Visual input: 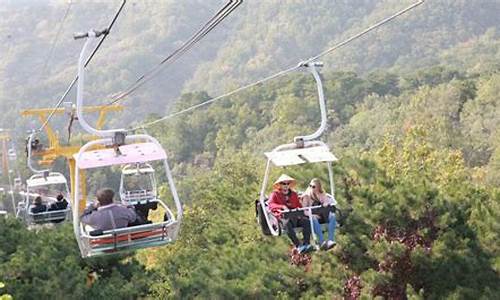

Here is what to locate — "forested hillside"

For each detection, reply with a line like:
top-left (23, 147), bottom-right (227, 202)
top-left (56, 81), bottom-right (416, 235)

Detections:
top-left (1, 1), bottom-right (500, 299)
top-left (1, 0), bottom-right (499, 129)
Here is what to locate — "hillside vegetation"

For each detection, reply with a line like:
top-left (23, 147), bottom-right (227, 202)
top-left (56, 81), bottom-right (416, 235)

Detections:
top-left (1, 0), bottom-right (499, 129)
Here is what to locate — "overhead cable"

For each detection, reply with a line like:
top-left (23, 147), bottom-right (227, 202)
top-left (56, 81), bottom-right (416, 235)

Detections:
top-left (106, 0), bottom-right (243, 106)
top-left (40, 0), bottom-right (73, 78)
top-left (131, 0), bottom-right (424, 131)
top-left (36, 0), bottom-right (127, 133)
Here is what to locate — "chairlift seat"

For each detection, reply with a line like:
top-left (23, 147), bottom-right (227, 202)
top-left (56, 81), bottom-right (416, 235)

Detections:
top-left (121, 191), bottom-right (157, 205)
top-left (81, 220), bottom-right (179, 257)
top-left (28, 208), bottom-right (71, 224)
top-left (256, 199), bottom-right (337, 235)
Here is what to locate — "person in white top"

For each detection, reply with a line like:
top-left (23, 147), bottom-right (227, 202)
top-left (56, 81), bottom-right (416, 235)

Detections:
top-left (301, 178), bottom-right (337, 250)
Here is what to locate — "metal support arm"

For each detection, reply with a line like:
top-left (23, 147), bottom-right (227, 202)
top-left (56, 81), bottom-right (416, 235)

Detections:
top-left (294, 61), bottom-right (327, 144)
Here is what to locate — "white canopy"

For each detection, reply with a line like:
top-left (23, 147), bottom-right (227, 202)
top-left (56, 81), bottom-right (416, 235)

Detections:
top-left (26, 172), bottom-right (68, 187)
top-left (75, 142), bottom-right (167, 170)
top-left (265, 145), bottom-right (337, 167)
top-left (122, 164), bottom-right (155, 175)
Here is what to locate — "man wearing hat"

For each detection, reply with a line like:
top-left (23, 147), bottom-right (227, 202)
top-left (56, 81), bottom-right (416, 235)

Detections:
top-left (268, 174), bottom-right (313, 253)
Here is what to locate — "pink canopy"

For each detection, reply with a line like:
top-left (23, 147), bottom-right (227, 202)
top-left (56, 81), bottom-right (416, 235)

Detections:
top-left (75, 142), bottom-right (167, 169)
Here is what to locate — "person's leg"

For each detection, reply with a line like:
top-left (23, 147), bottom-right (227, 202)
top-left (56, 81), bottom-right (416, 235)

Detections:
top-left (328, 213), bottom-right (337, 242)
top-left (312, 217), bottom-right (324, 244)
top-left (285, 218), bottom-right (301, 247)
top-left (300, 218), bottom-right (311, 245)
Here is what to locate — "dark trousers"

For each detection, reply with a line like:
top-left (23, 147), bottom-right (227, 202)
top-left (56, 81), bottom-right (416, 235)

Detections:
top-left (283, 217), bottom-right (311, 247)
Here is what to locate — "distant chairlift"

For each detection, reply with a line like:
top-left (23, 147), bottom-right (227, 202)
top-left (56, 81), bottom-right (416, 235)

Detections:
top-left (256, 62), bottom-right (340, 245)
top-left (8, 148), bottom-right (17, 161)
top-left (16, 172), bottom-right (71, 225)
top-left (119, 163), bottom-right (157, 205)
top-left (17, 132), bottom-right (72, 226)
top-left (13, 177), bottom-right (22, 190)
top-left (73, 29), bottom-right (183, 257)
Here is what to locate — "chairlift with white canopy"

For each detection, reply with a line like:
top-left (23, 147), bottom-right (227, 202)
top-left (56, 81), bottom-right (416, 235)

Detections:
top-left (17, 172), bottom-right (71, 225)
top-left (8, 148), bottom-right (17, 161)
top-left (73, 29), bottom-right (182, 257)
top-left (15, 131), bottom-right (72, 225)
top-left (119, 163), bottom-right (157, 205)
top-left (256, 62), bottom-right (339, 245)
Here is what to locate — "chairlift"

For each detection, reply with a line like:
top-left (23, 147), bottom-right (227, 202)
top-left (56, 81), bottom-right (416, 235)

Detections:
top-left (13, 177), bottom-right (22, 189)
top-left (8, 148), bottom-right (17, 161)
top-left (17, 131), bottom-right (72, 225)
top-left (256, 62), bottom-right (340, 246)
top-left (16, 172), bottom-right (71, 225)
top-left (73, 30), bottom-right (182, 257)
top-left (119, 163), bottom-right (157, 205)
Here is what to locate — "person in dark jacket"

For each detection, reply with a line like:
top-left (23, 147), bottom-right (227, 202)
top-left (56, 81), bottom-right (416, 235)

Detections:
top-left (31, 196), bottom-right (47, 214)
top-left (268, 174), bottom-right (313, 254)
top-left (48, 194), bottom-right (69, 223)
top-left (129, 201), bottom-right (159, 226)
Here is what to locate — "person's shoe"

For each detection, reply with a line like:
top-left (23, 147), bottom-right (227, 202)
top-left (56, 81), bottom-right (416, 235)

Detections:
top-left (326, 240), bottom-right (336, 250)
top-left (320, 241), bottom-right (328, 251)
top-left (297, 245), bottom-right (307, 254)
top-left (299, 244), bottom-right (315, 254)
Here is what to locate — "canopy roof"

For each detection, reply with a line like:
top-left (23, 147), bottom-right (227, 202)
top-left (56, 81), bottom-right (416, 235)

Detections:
top-left (122, 164), bottom-right (155, 175)
top-left (76, 142), bottom-right (166, 169)
top-left (27, 172), bottom-right (68, 187)
top-left (265, 145), bottom-right (337, 167)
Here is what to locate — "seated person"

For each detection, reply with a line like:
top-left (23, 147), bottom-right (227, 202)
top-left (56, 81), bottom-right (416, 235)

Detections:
top-left (268, 174), bottom-right (313, 254)
top-left (48, 194), bottom-right (69, 223)
top-left (81, 188), bottom-right (137, 232)
top-left (301, 178), bottom-right (336, 250)
top-left (49, 194), bottom-right (68, 211)
top-left (129, 201), bottom-right (158, 226)
top-left (31, 196), bottom-right (47, 214)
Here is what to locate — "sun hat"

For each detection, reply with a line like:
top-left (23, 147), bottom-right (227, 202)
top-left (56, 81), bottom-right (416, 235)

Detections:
top-left (273, 174), bottom-right (297, 190)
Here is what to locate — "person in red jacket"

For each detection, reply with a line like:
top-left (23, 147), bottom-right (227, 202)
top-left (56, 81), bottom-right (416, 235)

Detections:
top-left (268, 174), bottom-right (313, 253)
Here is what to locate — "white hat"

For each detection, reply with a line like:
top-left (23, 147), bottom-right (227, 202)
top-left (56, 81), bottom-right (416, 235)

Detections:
top-left (273, 174), bottom-right (296, 190)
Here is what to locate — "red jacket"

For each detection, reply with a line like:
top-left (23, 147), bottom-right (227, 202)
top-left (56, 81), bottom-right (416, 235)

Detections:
top-left (268, 190), bottom-right (302, 219)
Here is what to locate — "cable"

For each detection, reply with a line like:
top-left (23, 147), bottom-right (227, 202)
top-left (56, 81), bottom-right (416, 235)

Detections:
top-left (304, 0), bottom-right (425, 64)
top-left (40, 0), bottom-right (73, 78)
top-left (132, 65), bottom-right (298, 130)
top-left (106, 0), bottom-right (243, 106)
top-left (36, 0), bottom-right (127, 133)
top-left (131, 0), bottom-right (424, 131)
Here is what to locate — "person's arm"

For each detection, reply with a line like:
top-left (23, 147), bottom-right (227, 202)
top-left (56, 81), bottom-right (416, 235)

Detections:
top-left (81, 204), bottom-right (97, 224)
top-left (301, 195), bottom-right (311, 207)
top-left (126, 207), bottom-right (138, 223)
top-left (321, 193), bottom-right (335, 206)
top-left (81, 211), bottom-right (95, 225)
top-left (268, 192), bottom-right (287, 211)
